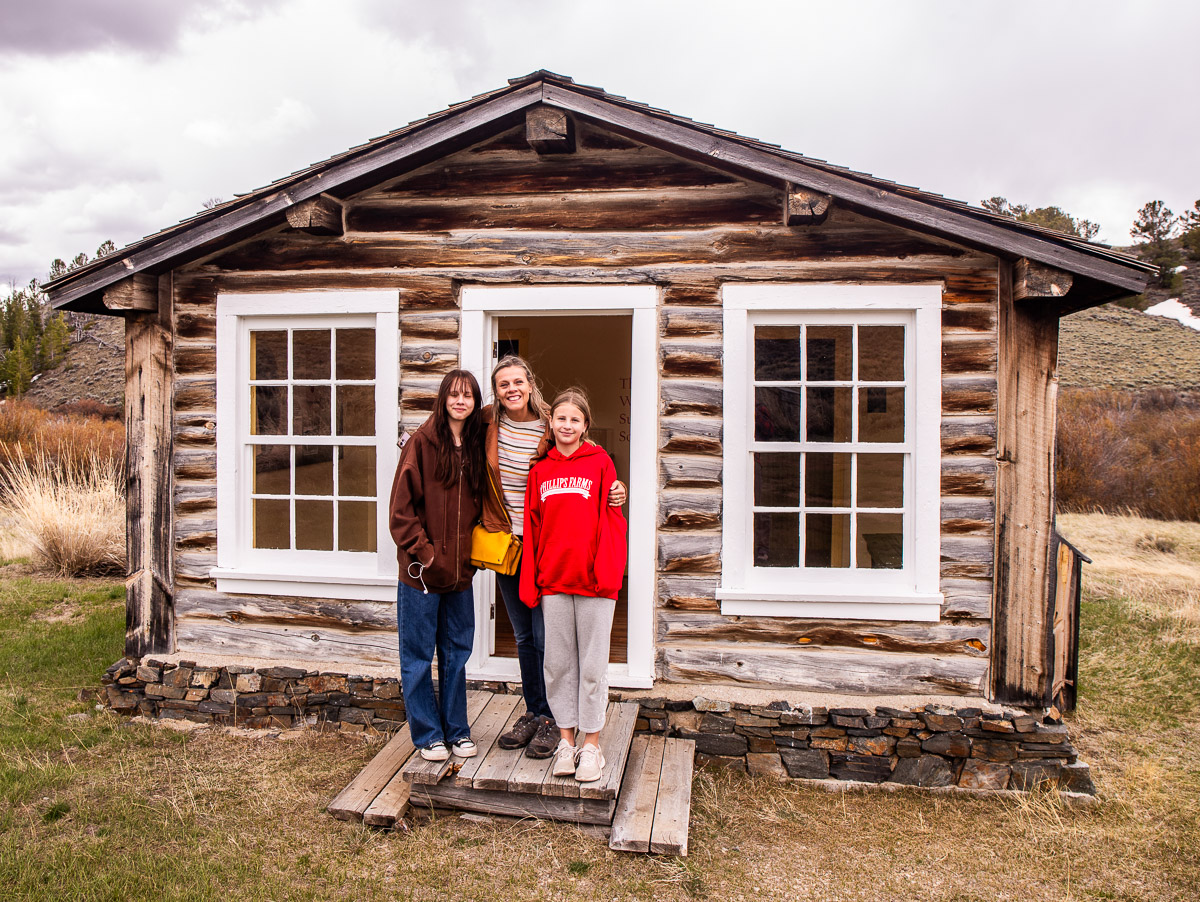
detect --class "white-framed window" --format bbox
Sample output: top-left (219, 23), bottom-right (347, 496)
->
top-left (719, 284), bottom-right (943, 621)
top-left (212, 292), bottom-right (400, 601)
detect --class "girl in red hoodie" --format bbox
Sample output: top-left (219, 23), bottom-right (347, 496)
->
top-left (520, 388), bottom-right (627, 783)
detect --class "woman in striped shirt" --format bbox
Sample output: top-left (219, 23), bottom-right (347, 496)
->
top-left (480, 355), bottom-right (626, 758)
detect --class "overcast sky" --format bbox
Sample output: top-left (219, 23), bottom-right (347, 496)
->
top-left (1, 0), bottom-right (1196, 292)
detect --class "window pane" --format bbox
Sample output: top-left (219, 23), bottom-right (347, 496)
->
top-left (293, 329), bottom-right (331, 379)
top-left (295, 445), bottom-right (334, 495)
top-left (293, 384), bottom-right (331, 436)
top-left (251, 386), bottom-right (288, 435)
top-left (338, 500), bottom-right (377, 552)
top-left (806, 326), bottom-right (852, 382)
top-left (859, 326), bottom-right (905, 381)
top-left (251, 330), bottom-right (287, 380)
top-left (252, 499), bottom-right (290, 549)
top-left (336, 329), bottom-right (376, 380)
top-left (858, 454), bottom-right (904, 508)
top-left (805, 513), bottom-right (851, 568)
top-left (857, 513), bottom-right (904, 569)
top-left (805, 452), bottom-right (851, 507)
top-left (336, 384), bottom-right (375, 436)
top-left (754, 386), bottom-right (800, 442)
top-left (295, 500), bottom-right (334, 550)
top-left (806, 387), bottom-right (851, 442)
top-left (253, 446), bottom-right (290, 495)
top-left (338, 445), bottom-right (376, 497)
top-left (754, 326), bottom-right (801, 381)
top-left (859, 387), bottom-right (905, 442)
top-left (754, 452), bottom-right (800, 507)
top-left (754, 512), bottom-right (798, 567)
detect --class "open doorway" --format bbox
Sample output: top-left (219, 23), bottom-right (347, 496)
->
top-left (490, 313), bottom-right (632, 663)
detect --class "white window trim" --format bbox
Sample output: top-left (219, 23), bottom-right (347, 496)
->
top-left (213, 291), bottom-right (400, 601)
top-left (719, 283), bottom-right (943, 621)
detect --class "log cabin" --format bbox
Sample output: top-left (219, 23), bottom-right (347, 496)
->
top-left (48, 71), bottom-right (1152, 716)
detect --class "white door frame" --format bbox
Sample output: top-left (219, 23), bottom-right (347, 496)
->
top-left (461, 285), bottom-right (657, 689)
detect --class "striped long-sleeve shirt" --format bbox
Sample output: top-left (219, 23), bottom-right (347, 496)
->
top-left (497, 414), bottom-right (546, 537)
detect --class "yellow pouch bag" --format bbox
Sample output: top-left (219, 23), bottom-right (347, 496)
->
top-left (470, 467), bottom-right (522, 576)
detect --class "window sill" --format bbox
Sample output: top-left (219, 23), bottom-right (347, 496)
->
top-left (212, 568), bottom-right (398, 602)
top-left (717, 588), bottom-right (943, 622)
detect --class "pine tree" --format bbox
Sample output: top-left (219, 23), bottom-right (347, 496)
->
top-left (1181, 200), bottom-right (1200, 261)
top-left (1131, 200), bottom-right (1182, 288)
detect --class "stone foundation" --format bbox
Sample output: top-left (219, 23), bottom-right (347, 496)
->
top-left (101, 658), bottom-right (1095, 794)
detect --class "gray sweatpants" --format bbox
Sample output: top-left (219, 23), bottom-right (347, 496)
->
top-left (541, 593), bottom-right (616, 735)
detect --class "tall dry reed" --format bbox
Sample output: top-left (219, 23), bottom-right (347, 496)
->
top-left (0, 399), bottom-right (123, 474)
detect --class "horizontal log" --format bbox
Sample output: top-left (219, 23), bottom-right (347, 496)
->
top-left (941, 336), bottom-right (998, 375)
top-left (176, 620), bottom-right (397, 667)
top-left (175, 482), bottom-right (216, 513)
top-left (397, 312), bottom-right (459, 341)
top-left (175, 379), bottom-right (216, 413)
top-left (660, 379), bottom-right (721, 417)
top-left (399, 343), bottom-right (459, 375)
top-left (398, 278), bottom-right (457, 310)
top-left (941, 375), bottom-right (997, 415)
top-left (658, 614), bottom-right (990, 657)
top-left (657, 533), bottom-right (721, 573)
top-left (660, 455), bottom-right (722, 489)
top-left (657, 575), bottom-right (720, 612)
top-left (174, 346), bottom-right (216, 377)
top-left (176, 588), bottom-right (396, 630)
top-left (659, 417), bottom-right (722, 456)
top-left (660, 307), bottom-right (722, 338)
top-left (941, 456), bottom-right (996, 497)
top-left (175, 423), bottom-right (216, 447)
top-left (178, 272), bottom-right (410, 294)
top-left (346, 185), bottom-right (782, 232)
top-left (941, 304), bottom-right (996, 334)
top-left (176, 517), bottom-right (216, 550)
top-left (658, 490), bottom-right (722, 531)
top-left (943, 269), bottom-right (1000, 303)
top-left (660, 645), bottom-right (988, 695)
top-left (941, 417), bottom-right (997, 455)
top-left (176, 550), bottom-right (217, 583)
top-left (175, 310), bottom-right (216, 341)
top-left (175, 448), bottom-right (216, 481)
top-left (660, 342), bottom-right (722, 378)
top-left (660, 283), bottom-right (720, 307)
top-left (941, 561), bottom-right (993, 581)
top-left (941, 535), bottom-right (995, 565)
top-left (941, 498), bottom-right (995, 536)
top-left (941, 578), bottom-right (993, 619)
top-left (400, 376), bottom-right (445, 415)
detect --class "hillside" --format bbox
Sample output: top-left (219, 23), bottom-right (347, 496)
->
top-left (22, 314), bottom-right (124, 411)
top-left (1059, 303), bottom-right (1200, 392)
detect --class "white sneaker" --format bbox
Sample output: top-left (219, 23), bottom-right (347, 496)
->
top-left (575, 744), bottom-right (605, 783)
top-left (552, 739), bottom-right (578, 777)
top-left (451, 737), bottom-right (477, 758)
top-left (420, 740), bottom-right (450, 761)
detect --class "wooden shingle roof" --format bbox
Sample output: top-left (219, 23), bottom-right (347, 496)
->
top-left (46, 70), bottom-right (1153, 312)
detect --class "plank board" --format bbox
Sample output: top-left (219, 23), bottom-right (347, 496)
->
top-left (402, 690), bottom-right (491, 785)
top-left (541, 702), bottom-right (617, 800)
top-left (507, 744), bottom-right (556, 794)
top-left (609, 735), bottom-right (665, 853)
top-left (362, 770), bottom-right (413, 828)
top-left (582, 701), bottom-right (641, 801)
top-left (411, 781), bottom-right (616, 826)
top-left (649, 738), bottom-right (695, 856)
top-left (472, 702), bottom-right (533, 791)
top-left (327, 726), bottom-right (415, 821)
top-left (453, 693), bottom-right (522, 788)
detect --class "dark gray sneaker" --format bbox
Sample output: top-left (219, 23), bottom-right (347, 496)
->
top-left (498, 711), bottom-right (539, 750)
top-left (525, 716), bottom-right (559, 759)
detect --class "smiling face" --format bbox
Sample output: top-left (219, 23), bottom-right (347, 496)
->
top-left (445, 378), bottom-right (475, 422)
top-left (493, 365), bottom-right (534, 420)
top-left (551, 401), bottom-right (588, 455)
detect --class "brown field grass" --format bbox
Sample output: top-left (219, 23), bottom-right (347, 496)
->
top-left (0, 399), bottom-right (123, 474)
top-left (1059, 305), bottom-right (1200, 392)
top-left (2, 512), bottom-right (1198, 900)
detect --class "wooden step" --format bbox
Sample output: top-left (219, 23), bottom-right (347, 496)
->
top-left (327, 726), bottom-right (415, 822)
top-left (401, 690), bottom-right (492, 784)
top-left (609, 735), bottom-right (695, 856)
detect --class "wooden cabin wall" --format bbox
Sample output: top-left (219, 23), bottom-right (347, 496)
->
top-left (168, 121), bottom-right (998, 694)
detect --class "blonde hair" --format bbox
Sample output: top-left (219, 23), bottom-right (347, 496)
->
top-left (490, 354), bottom-right (550, 423)
top-left (549, 387), bottom-right (593, 442)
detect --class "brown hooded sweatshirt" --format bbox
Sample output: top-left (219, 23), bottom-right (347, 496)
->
top-left (388, 418), bottom-right (482, 594)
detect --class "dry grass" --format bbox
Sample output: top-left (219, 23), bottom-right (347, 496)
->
top-left (0, 453), bottom-right (125, 576)
top-left (0, 399), bottom-right (124, 475)
top-left (1059, 304), bottom-right (1200, 393)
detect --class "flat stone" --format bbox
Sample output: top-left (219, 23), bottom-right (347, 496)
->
top-left (695, 753), bottom-right (747, 773)
top-left (224, 664), bottom-right (255, 674)
top-left (810, 726), bottom-right (845, 739)
top-left (958, 707), bottom-right (982, 718)
top-left (184, 689), bottom-right (208, 702)
top-left (1010, 714), bottom-right (1037, 733)
top-left (747, 753), bottom-right (787, 779)
top-left (922, 733), bottom-right (971, 757)
top-left (679, 730), bottom-right (748, 757)
top-left (781, 706), bottom-right (827, 726)
top-left (980, 719), bottom-right (1016, 734)
top-left (846, 727), bottom-right (883, 737)
top-left (1027, 725), bottom-right (1069, 743)
top-left (876, 706), bottom-right (917, 718)
top-left (750, 705), bottom-right (785, 719)
top-left (665, 699), bottom-right (692, 712)
top-left (235, 673), bottom-right (263, 693)
top-left (889, 754), bottom-right (954, 788)
top-left (865, 716), bottom-right (890, 729)
top-left (829, 753), bottom-right (894, 783)
top-left (747, 736), bottom-right (776, 754)
top-left (692, 696), bottom-right (731, 713)
top-left (890, 717), bottom-right (923, 730)
top-left (972, 739), bottom-right (1018, 763)
top-left (190, 670), bottom-right (219, 689)
top-left (267, 666), bottom-right (307, 680)
top-left (105, 686), bottom-right (138, 710)
top-left (162, 667), bottom-right (193, 689)
top-left (735, 712), bottom-right (776, 727)
top-left (921, 712), bottom-right (964, 732)
top-left (737, 726), bottom-right (774, 739)
top-left (779, 748), bottom-right (829, 779)
top-left (896, 736), bottom-right (922, 758)
top-left (810, 736), bottom-right (849, 752)
top-left (198, 700), bottom-right (231, 715)
top-left (339, 708), bottom-right (374, 725)
top-left (159, 685), bottom-right (189, 701)
top-left (1020, 742), bottom-right (1077, 756)
top-left (830, 707), bottom-right (871, 717)
top-left (301, 675), bottom-right (348, 694)
top-left (135, 665), bottom-right (161, 683)
top-left (638, 697), bottom-right (667, 710)
top-left (700, 713), bottom-right (734, 733)
top-left (849, 734), bottom-right (896, 756)
top-left (1059, 762), bottom-right (1096, 794)
top-left (957, 759), bottom-right (1011, 790)
top-left (831, 714), bottom-right (866, 729)
top-left (209, 689), bottom-right (239, 705)
top-left (668, 710), bottom-right (703, 732)
top-left (1010, 761), bottom-right (1063, 791)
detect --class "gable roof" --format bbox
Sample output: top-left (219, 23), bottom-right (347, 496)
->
top-left (46, 70), bottom-right (1154, 312)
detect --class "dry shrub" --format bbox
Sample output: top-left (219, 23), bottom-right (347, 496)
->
top-left (1057, 388), bottom-right (1200, 521)
top-left (0, 399), bottom-right (124, 475)
top-left (0, 452), bottom-right (125, 576)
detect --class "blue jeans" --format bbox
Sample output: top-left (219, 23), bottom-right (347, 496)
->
top-left (397, 582), bottom-right (474, 749)
top-left (495, 557), bottom-right (552, 720)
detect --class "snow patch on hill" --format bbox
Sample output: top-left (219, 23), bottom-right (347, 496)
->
top-left (1146, 298), bottom-right (1200, 331)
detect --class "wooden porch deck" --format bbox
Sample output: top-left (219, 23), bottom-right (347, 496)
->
top-left (328, 690), bottom-right (694, 855)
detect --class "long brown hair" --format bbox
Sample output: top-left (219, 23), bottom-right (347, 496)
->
top-left (490, 354), bottom-right (550, 424)
top-left (429, 370), bottom-right (484, 491)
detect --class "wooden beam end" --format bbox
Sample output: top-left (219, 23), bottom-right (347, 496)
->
top-left (784, 185), bottom-right (832, 226)
top-left (103, 274), bottom-right (158, 312)
top-left (526, 106), bottom-right (575, 154)
top-left (1014, 258), bottom-right (1074, 302)
top-left (286, 194), bottom-right (344, 236)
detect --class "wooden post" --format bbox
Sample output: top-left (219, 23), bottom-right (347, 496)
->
top-left (124, 274), bottom-right (175, 656)
top-left (991, 262), bottom-right (1060, 705)
top-left (526, 106), bottom-right (575, 154)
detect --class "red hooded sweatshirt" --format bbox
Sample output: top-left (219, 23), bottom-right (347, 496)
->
top-left (519, 442), bottom-right (628, 607)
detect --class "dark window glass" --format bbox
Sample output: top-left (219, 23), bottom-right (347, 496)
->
top-left (754, 512), bottom-right (799, 567)
top-left (754, 386), bottom-right (801, 442)
top-left (754, 326), bottom-right (801, 381)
